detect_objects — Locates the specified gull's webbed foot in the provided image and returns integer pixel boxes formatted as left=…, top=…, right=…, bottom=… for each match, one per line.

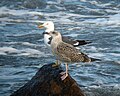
left=60, top=71, right=68, bottom=80
left=61, top=73, right=68, bottom=81
left=60, top=72, right=66, bottom=75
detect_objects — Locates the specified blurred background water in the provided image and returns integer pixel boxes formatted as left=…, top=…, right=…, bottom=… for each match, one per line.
left=0, top=0, right=120, bottom=96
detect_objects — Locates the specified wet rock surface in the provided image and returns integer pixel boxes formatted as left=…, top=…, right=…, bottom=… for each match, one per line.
left=10, top=63, right=85, bottom=96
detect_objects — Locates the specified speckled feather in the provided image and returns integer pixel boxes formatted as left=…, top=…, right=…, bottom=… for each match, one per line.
left=53, top=42, right=91, bottom=63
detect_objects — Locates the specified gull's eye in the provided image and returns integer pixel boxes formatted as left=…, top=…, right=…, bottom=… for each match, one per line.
left=52, top=32, right=56, bottom=34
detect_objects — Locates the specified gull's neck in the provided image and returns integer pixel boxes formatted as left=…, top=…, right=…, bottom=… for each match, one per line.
left=51, top=35, right=62, bottom=49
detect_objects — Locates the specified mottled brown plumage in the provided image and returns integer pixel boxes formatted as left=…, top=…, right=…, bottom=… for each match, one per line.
left=44, top=31, right=99, bottom=80
left=54, top=42, right=91, bottom=63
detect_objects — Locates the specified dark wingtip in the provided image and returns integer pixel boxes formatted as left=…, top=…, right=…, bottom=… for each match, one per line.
left=90, top=57, right=101, bottom=62
left=74, top=40, right=92, bottom=47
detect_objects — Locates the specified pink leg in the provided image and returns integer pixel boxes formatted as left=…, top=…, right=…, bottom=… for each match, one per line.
left=61, top=63, right=68, bottom=80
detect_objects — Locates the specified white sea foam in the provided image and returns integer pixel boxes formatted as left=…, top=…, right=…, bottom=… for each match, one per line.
left=0, top=7, right=43, bottom=16
left=107, top=14, right=120, bottom=25
left=108, top=53, right=120, bottom=57
left=113, top=84, right=120, bottom=89
left=21, top=48, right=43, bottom=54
left=0, top=2, right=120, bottom=27
left=64, top=33, right=79, bottom=37
left=0, top=47, right=19, bottom=54
left=116, top=61, right=120, bottom=64
left=0, top=52, right=7, bottom=55
left=0, top=7, right=43, bottom=23
left=68, top=27, right=82, bottom=31
left=21, top=42, right=40, bottom=47
left=83, top=14, right=120, bottom=26
left=17, top=48, right=45, bottom=57
left=89, top=53, right=105, bottom=58
left=98, top=48, right=109, bottom=51
left=2, top=41, right=41, bottom=49
left=86, top=46, right=99, bottom=52
left=18, top=53, right=30, bottom=56
left=0, top=47, right=45, bottom=57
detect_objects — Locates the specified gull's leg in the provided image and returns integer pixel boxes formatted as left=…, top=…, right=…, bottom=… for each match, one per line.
left=56, top=60, right=61, bottom=65
left=60, top=63, right=68, bottom=75
left=52, top=60, right=61, bottom=67
left=61, top=63, right=68, bottom=80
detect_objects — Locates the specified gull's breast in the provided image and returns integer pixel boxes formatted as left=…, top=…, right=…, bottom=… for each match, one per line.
left=44, top=34, right=51, bottom=47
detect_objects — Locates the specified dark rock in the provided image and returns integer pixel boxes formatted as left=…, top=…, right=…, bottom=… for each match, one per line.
left=10, top=63, right=85, bottom=96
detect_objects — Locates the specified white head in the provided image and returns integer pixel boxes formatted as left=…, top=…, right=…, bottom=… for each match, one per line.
left=38, top=21, right=54, bottom=32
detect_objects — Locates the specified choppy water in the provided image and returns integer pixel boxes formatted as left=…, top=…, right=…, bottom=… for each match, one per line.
left=0, top=0, right=120, bottom=96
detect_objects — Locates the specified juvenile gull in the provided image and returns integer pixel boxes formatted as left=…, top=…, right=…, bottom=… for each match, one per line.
left=44, top=31, right=99, bottom=80
left=38, top=21, right=91, bottom=48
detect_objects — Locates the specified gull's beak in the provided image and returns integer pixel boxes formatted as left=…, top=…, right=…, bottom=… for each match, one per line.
left=38, top=24, right=44, bottom=28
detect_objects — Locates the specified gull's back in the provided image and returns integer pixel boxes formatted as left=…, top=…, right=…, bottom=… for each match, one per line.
left=53, top=41, right=91, bottom=63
